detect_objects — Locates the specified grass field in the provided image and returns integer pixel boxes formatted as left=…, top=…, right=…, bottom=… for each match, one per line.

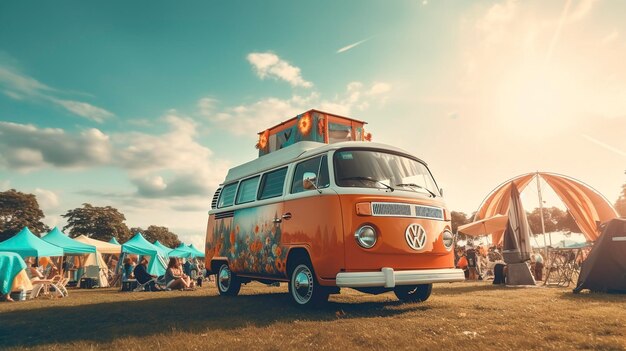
left=1, top=281, right=625, bottom=350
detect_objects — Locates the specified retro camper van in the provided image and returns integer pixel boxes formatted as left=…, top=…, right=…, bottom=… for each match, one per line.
left=205, top=110, right=464, bottom=306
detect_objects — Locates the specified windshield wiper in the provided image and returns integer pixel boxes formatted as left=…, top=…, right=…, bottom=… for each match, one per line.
left=341, top=176, right=394, bottom=192
left=395, top=183, right=436, bottom=197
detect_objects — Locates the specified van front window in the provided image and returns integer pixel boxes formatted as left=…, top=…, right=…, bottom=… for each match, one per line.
left=333, top=150, right=440, bottom=197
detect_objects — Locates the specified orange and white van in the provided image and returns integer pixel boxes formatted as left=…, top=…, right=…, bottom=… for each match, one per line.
left=205, top=110, right=464, bottom=306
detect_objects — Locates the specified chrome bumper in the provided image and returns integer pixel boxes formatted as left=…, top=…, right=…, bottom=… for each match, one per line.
left=335, top=267, right=465, bottom=288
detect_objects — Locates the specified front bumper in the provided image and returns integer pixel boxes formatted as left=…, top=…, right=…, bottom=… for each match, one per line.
left=335, top=267, right=465, bottom=288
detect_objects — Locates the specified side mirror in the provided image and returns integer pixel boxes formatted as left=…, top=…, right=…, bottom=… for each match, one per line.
left=303, top=172, right=317, bottom=190
left=439, top=188, right=444, bottom=197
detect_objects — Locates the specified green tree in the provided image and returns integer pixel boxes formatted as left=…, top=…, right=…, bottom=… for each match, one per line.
left=62, top=203, right=131, bottom=242
left=451, top=211, right=471, bottom=235
left=0, top=189, right=50, bottom=241
left=130, top=225, right=181, bottom=248
left=615, top=182, right=626, bottom=217
left=527, top=207, right=564, bottom=234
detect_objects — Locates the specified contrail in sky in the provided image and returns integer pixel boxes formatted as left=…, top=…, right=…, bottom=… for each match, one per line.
left=582, top=134, right=626, bottom=158
left=336, top=38, right=371, bottom=54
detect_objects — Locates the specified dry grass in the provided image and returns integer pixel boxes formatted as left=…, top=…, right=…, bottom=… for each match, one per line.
left=1, top=281, right=625, bottom=350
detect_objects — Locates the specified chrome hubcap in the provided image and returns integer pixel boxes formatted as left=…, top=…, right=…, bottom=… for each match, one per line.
left=218, top=265, right=231, bottom=291
left=292, top=265, right=313, bottom=304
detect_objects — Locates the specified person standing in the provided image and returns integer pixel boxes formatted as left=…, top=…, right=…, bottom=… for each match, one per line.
left=534, top=252, right=544, bottom=281
left=466, top=244, right=479, bottom=280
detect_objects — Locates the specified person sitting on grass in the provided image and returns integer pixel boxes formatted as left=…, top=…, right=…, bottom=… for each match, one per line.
left=133, top=257, right=164, bottom=291
left=165, top=257, right=194, bottom=290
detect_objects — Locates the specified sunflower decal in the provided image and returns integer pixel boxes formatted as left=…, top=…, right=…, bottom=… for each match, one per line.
left=256, top=130, right=269, bottom=150
left=298, top=113, right=312, bottom=136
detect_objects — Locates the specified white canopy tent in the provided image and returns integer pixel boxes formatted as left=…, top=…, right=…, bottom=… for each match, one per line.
left=74, top=235, right=122, bottom=287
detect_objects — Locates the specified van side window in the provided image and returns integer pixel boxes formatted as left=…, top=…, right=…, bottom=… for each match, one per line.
left=236, top=176, right=260, bottom=204
left=217, top=183, right=238, bottom=208
left=258, top=167, right=288, bottom=200
left=291, top=155, right=329, bottom=194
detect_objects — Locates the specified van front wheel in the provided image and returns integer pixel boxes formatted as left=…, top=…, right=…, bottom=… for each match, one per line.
left=289, top=262, right=329, bottom=306
left=394, top=284, right=432, bottom=302
left=217, top=263, right=241, bottom=296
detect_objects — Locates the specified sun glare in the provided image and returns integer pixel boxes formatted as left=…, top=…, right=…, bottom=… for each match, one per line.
left=492, top=63, right=580, bottom=137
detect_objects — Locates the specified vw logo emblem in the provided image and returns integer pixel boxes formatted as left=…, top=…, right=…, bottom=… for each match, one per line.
left=405, top=224, right=427, bottom=250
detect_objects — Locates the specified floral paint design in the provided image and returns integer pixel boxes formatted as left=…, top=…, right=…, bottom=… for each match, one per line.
left=207, top=205, right=288, bottom=276
left=298, top=112, right=313, bottom=136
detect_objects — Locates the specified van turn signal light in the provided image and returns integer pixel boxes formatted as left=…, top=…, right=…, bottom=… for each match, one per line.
left=356, top=202, right=372, bottom=216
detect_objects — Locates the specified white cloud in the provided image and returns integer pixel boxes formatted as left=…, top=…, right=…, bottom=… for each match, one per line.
left=207, top=81, right=392, bottom=136
left=336, top=38, right=371, bottom=54
left=0, top=63, right=114, bottom=123
left=0, top=114, right=229, bottom=200
left=0, top=122, right=112, bottom=171
left=53, top=99, right=114, bottom=123
left=113, top=112, right=229, bottom=198
left=247, top=52, right=313, bottom=88
left=367, top=82, right=392, bottom=96
left=34, top=188, right=60, bottom=212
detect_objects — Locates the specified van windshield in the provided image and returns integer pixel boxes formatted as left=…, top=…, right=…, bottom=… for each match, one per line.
left=333, top=149, right=440, bottom=197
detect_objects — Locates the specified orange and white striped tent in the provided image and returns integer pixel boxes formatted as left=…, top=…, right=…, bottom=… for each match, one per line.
left=471, top=172, right=618, bottom=244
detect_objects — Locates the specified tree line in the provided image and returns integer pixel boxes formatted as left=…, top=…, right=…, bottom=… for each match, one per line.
left=0, top=189, right=182, bottom=247
left=2, top=182, right=626, bottom=244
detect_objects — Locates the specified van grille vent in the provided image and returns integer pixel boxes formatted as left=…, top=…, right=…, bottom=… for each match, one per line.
left=372, top=203, right=411, bottom=216
left=371, top=202, right=444, bottom=220
left=211, top=187, right=222, bottom=209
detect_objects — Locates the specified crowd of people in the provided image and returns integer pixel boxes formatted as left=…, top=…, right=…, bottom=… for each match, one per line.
left=121, top=256, right=206, bottom=292
left=454, top=241, right=545, bottom=283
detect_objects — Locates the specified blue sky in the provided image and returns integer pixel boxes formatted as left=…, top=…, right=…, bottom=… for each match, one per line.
left=1, top=0, right=625, bottom=246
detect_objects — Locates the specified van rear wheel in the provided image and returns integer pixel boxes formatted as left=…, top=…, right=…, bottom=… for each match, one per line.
left=394, top=284, right=432, bottom=302
left=217, top=263, right=241, bottom=296
left=289, top=261, right=329, bottom=306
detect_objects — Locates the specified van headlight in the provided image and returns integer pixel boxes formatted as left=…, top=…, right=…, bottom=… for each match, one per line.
left=355, top=225, right=377, bottom=248
left=442, top=230, right=454, bottom=251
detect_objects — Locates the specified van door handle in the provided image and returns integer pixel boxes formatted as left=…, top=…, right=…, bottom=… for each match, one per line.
left=282, top=212, right=292, bottom=220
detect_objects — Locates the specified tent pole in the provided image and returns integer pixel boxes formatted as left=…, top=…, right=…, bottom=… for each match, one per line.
left=536, top=172, right=549, bottom=266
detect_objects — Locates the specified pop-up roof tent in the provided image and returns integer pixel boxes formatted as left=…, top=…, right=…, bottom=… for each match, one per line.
left=122, top=233, right=168, bottom=276
left=188, top=244, right=205, bottom=258
left=169, top=243, right=195, bottom=258
left=574, top=218, right=626, bottom=293
left=42, top=227, right=97, bottom=255
left=108, top=237, right=120, bottom=245
left=0, top=227, right=64, bottom=258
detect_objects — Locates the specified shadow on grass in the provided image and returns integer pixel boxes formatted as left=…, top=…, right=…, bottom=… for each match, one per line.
left=434, top=282, right=509, bottom=295
left=0, top=291, right=418, bottom=348
left=559, top=289, right=626, bottom=303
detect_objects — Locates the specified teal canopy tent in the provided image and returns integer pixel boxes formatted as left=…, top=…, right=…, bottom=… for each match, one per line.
left=0, top=227, right=64, bottom=258
left=153, top=240, right=173, bottom=254
left=108, top=237, right=120, bottom=245
left=188, top=244, right=205, bottom=258
left=0, top=251, right=27, bottom=295
left=121, top=233, right=168, bottom=276
left=168, top=243, right=195, bottom=258
left=42, top=227, right=97, bottom=255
